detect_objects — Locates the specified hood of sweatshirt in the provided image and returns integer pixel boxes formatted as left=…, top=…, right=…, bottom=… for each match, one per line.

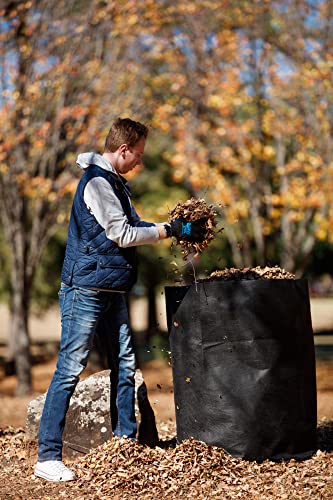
left=76, top=152, right=116, bottom=173
left=76, top=151, right=130, bottom=192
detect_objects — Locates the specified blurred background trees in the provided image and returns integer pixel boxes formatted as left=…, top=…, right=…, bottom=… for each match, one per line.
left=0, top=0, right=332, bottom=393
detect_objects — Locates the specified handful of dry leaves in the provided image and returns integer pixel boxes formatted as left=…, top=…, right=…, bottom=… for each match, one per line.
left=169, top=197, right=220, bottom=256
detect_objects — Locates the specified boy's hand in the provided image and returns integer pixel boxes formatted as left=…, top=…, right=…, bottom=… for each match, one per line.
left=170, top=217, right=207, bottom=242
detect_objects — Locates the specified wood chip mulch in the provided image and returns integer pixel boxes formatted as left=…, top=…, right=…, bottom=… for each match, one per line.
left=1, top=421, right=333, bottom=499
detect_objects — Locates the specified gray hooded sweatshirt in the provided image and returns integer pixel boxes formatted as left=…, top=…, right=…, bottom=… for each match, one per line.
left=76, top=152, right=161, bottom=248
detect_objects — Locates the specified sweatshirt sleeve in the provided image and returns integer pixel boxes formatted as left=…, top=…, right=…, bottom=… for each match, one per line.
left=83, top=177, right=159, bottom=247
left=130, top=204, right=164, bottom=228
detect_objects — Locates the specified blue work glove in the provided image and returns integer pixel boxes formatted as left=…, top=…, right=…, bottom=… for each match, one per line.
left=169, top=217, right=207, bottom=242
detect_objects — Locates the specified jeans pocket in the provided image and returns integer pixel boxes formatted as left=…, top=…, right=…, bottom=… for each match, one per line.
left=58, top=282, right=70, bottom=297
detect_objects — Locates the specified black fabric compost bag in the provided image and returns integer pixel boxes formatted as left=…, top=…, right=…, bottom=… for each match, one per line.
left=165, top=279, right=317, bottom=461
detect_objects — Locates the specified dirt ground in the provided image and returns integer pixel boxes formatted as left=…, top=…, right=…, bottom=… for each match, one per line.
left=1, top=355, right=333, bottom=429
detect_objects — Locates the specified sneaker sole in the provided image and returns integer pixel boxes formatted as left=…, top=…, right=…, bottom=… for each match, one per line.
left=34, top=469, right=76, bottom=482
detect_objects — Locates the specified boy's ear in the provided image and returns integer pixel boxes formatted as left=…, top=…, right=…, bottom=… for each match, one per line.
left=118, top=143, right=128, bottom=158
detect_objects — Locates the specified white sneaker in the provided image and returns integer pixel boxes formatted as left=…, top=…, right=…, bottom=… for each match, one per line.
left=34, top=460, right=76, bottom=482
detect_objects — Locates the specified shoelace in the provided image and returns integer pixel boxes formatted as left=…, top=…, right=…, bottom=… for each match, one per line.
left=47, top=461, right=71, bottom=473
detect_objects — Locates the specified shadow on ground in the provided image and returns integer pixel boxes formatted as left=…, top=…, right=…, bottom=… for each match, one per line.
left=317, top=420, right=333, bottom=452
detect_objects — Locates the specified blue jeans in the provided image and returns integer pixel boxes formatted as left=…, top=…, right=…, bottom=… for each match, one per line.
left=38, top=283, right=136, bottom=461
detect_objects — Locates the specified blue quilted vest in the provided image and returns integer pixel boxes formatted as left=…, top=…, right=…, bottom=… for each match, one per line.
left=61, top=165, right=137, bottom=291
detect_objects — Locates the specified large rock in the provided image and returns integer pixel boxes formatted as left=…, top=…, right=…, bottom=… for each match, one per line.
left=26, top=369, right=159, bottom=458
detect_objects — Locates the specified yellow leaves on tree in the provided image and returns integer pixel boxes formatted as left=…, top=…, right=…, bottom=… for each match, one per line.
left=146, top=0, right=333, bottom=272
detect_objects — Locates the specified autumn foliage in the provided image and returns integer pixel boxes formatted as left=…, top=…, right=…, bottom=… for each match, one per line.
left=150, top=1, right=332, bottom=274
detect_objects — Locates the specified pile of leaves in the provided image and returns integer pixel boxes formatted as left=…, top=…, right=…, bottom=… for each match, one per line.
left=1, top=422, right=333, bottom=499
left=204, top=265, right=296, bottom=281
left=169, top=198, right=220, bottom=256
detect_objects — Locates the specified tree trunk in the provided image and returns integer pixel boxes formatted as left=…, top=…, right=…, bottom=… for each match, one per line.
left=4, top=304, right=16, bottom=376
left=280, top=248, right=296, bottom=274
left=12, top=287, right=32, bottom=395
left=250, top=199, right=265, bottom=266
left=10, top=255, right=32, bottom=395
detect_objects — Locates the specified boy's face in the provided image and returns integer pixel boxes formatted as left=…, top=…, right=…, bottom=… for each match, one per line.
left=118, top=137, right=146, bottom=174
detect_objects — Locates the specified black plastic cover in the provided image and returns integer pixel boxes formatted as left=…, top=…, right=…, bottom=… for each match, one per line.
left=165, top=280, right=317, bottom=461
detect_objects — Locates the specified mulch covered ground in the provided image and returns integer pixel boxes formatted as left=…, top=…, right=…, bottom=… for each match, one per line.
left=1, top=421, right=333, bottom=499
